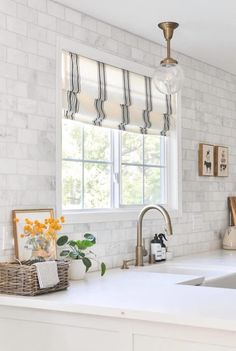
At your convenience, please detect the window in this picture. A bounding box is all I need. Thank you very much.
[62,120,112,210]
[62,119,166,211]
[121,131,166,206]
[58,41,180,219]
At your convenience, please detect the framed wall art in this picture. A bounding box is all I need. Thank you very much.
[12,208,56,261]
[198,143,214,176]
[214,146,229,177]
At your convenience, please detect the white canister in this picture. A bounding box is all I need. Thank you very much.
[223,226,236,250]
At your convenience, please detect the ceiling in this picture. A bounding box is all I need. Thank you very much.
[57,0,236,75]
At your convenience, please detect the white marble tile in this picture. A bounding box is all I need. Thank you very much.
[0,1,235,268]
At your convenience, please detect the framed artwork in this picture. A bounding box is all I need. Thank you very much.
[198,143,214,176]
[214,146,229,177]
[12,208,56,261]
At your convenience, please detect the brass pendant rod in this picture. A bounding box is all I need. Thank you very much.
[167,39,171,59]
[158,21,179,65]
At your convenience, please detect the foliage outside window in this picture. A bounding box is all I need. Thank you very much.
[62,119,166,211]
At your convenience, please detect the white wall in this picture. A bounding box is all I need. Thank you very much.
[0,0,236,268]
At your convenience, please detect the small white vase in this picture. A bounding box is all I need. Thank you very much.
[223,226,236,250]
[69,260,86,280]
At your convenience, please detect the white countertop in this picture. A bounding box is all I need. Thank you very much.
[1,250,236,332]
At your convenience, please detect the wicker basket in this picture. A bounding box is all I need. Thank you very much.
[0,261,69,296]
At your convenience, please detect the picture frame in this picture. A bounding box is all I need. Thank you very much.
[214,146,229,177]
[198,143,215,176]
[12,208,56,261]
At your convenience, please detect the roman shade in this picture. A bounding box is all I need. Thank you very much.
[62,51,176,136]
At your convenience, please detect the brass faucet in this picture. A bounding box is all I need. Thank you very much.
[136,205,173,266]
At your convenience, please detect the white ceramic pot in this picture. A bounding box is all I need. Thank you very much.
[69,260,86,280]
[223,226,236,250]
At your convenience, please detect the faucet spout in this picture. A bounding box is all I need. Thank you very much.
[136,205,173,266]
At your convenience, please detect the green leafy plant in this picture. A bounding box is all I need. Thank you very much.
[57,233,106,276]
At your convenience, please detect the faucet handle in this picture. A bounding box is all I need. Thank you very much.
[121,259,135,269]
[142,238,148,257]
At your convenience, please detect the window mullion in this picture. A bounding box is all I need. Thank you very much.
[81,127,85,208]
[161,136,167,204]
[142,135,145,205]
[110,130,114,208]
[160,135,166,166]
[112,130,120,208]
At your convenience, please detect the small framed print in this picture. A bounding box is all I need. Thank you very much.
[12,208,55,261]
[214,146,229,177]
[198,143,214,176]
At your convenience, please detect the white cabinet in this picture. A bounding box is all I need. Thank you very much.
[1,306,236,351]
[134,335,235,351]
[0,318,119,351]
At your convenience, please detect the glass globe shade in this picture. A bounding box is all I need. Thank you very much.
[153,63,184,95]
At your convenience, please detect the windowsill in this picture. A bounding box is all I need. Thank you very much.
[63,207,182,224]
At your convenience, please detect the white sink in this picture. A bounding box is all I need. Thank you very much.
[140,263,227,279]
[202,273,236,289]
[134,264,206,285]
[133,262,236,288]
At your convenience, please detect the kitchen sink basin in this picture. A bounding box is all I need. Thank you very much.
[202,272,236,289]
[140,263,228,279]
[134,262,236,288]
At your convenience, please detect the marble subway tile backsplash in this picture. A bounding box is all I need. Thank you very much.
[0,0,236,266]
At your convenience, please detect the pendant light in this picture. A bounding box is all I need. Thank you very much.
[153,22,184,95]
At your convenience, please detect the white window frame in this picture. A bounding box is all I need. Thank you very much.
[56,37,182,224]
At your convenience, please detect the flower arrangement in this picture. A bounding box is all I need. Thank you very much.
[14,216,65,260]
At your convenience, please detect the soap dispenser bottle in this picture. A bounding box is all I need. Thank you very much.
[151,234,162,262]
[157,233,168,261]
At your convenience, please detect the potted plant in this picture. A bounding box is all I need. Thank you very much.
[57,233,106,280]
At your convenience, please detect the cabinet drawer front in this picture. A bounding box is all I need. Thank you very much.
[134,335,234,351]
[0,318,119,351]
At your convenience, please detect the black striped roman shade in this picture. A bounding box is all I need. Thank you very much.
[62,51,176,136]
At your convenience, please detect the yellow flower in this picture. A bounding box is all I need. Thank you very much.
[25,218,33,225]
[14,217,19,223]
[60,216,65,223]
[20,215,62,241]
